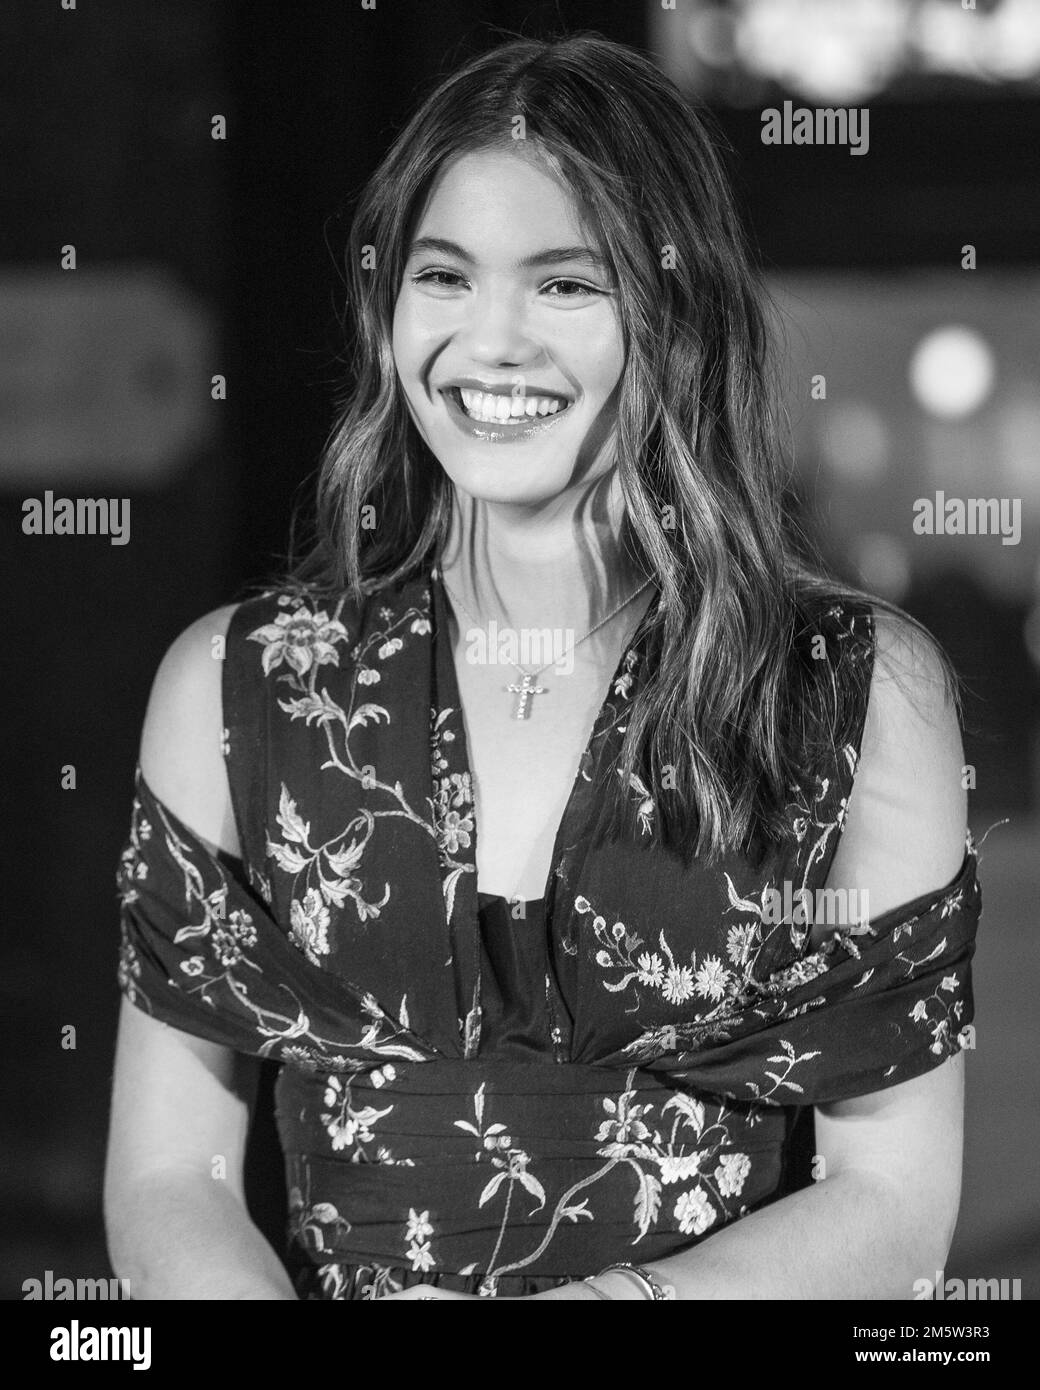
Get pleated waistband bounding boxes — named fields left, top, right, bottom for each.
left=275, top=1060, right=789, bottom=1278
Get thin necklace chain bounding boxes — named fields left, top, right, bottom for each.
left=438, top=567, right=653, bottom=682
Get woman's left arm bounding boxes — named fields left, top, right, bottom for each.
left=541, top=610, right=971, bottom=1301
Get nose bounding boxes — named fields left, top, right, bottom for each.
left=456, top=283, right=541, bottom=370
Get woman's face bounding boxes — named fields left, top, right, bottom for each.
left=392, top=146, right=625, bottom=508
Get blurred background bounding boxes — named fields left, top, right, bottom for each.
left=2, top=0, right=1038, bottom=1300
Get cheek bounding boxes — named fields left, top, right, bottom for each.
left=391, top=292, right=431, bottom=365
left=392, top=294, right=451, bottom=397
left=561, top=311, right=624, bottom=400
left=582, top=347, right=624, bottom=409
left=596, top=342, right=625, bottom=397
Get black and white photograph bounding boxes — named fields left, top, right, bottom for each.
left=3, top=0, right=1039, bottom=1360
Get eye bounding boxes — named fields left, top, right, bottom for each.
left=410, top=267, right=467, bottom=290
left=542, top=278, right=603, bottom=299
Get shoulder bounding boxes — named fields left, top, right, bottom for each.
left=865, top=608, right=963, bottom=794
left=139, top=604, right=241, bottom=857
left=820, top=607, right=967, bottom=936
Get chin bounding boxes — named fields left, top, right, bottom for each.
left=433, top=446, right=578, bottom=507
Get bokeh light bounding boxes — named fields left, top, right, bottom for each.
left=909, top=325, right=996, bottom=420
left=655, top=0, right=1040, bottom=103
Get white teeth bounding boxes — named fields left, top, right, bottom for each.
left=455, top=388, right=569, bottom=423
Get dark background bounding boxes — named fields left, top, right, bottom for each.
left=3, top=0, right=1038, bottom=1299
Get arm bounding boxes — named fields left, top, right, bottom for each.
left=547, top=611, right=969, bottom=1301
left=105, top=1001, right=296, bottom=1299
left=103, top=607, right=297, bottom=1300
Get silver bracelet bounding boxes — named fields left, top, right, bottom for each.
left=595, top=1262, right=674, bottom=1301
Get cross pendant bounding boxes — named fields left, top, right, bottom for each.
left=507, top=672, right=547, bottom=720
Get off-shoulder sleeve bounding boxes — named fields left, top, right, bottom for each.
left=115, top=766, right=438, bottom=1071
left=612, top=837, right=981, bottom=1106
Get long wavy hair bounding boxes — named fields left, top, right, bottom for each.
left=288, top=31, right=954, bottom=862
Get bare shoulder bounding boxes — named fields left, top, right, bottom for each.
left=865, top=609, right=964, bottom=798
left=821, top=608, right=967, bottom=933
left=139, top=604, right=241, bottom=858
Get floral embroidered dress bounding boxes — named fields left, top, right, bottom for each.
left=116, top=565, right=981, bottom=1299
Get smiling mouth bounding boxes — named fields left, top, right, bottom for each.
left=444, top=386, right=573, bottom=424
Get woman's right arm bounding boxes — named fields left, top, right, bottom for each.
left=103, top=607, right=297, bottom=1300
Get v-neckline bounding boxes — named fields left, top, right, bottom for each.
left=429, top=564, right=658, bottom=910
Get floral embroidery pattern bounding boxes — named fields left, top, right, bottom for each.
left=267, top=785, right=391, bottom=943
left=287, top=1069, right=763, bottom=1287
left=405, top=1208, right=436, bottom=1273
left=289, top=888, right=331, bottom=965
left=911, top=976, right=973, bottom=1056
left=118, top=773, right=433, bottom=1071
left=287, top=1168, right=353, bottom=1261
left=250, top=605, right=350, bottom=676
left=583, top=895, right=738, bottom=1009
left=250, top=590, right=475, bottom=953
left=319, top=1065, right=417, bottom=1162
left=430, top=707, right=475, bottom=921
left=461, top=1071, right=747, bottom=1278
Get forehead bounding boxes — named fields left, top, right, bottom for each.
left=412, top=147, right=593, bottom=248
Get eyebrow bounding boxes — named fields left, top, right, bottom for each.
left=407, top=235, right=608, bottom=271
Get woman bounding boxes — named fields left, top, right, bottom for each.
left=104, top=33, right=980, bottom=1301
